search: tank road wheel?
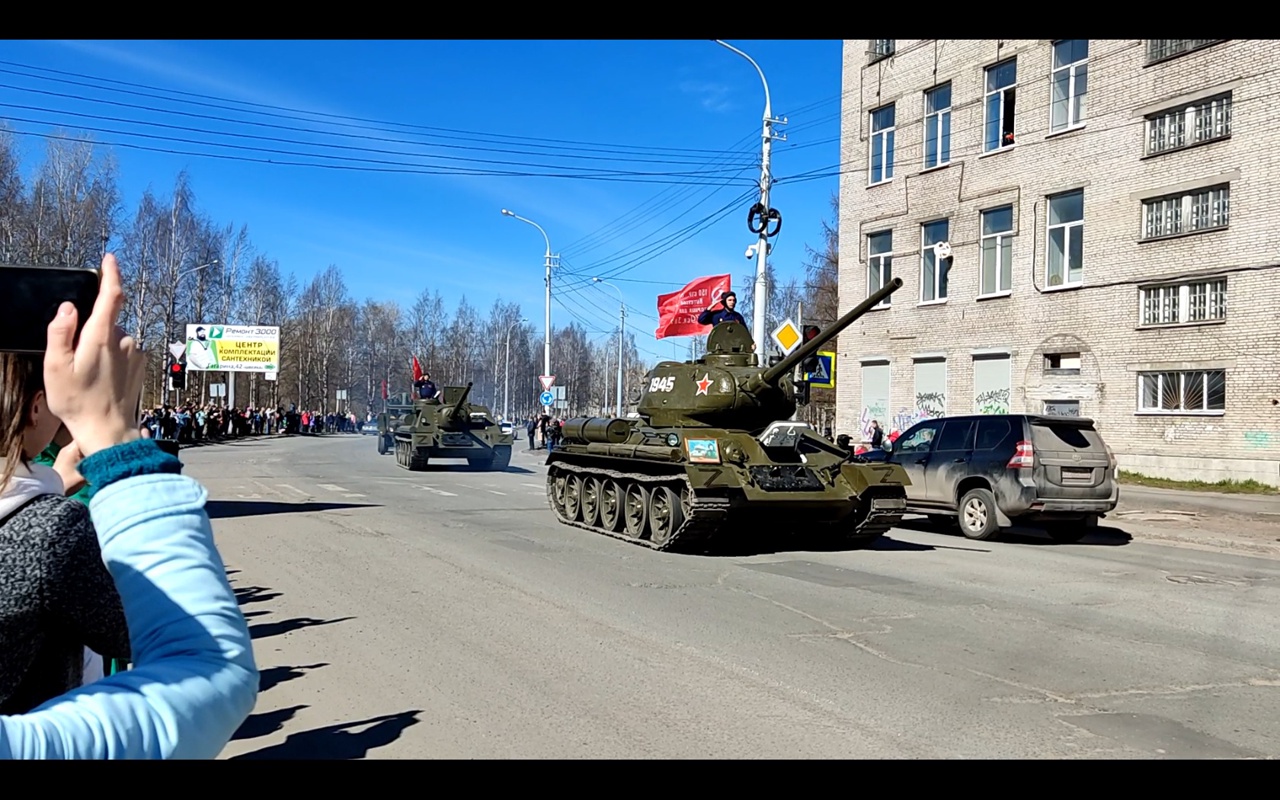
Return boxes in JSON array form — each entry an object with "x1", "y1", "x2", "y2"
[
  {"x1": 646, "y1": 485, "x2": 686, "y2": 549},
  {"x1": 377, "y1": 434, "x2": 387, "y2": 455},
  {"x1": 547, "y1": 469, "x2": 567, "y2": 517},
  {"x1": 623, "y1": 482, "x2": 649, "y2": 539},
  {"x1": 579, "y1": 476, "x2": 602, "y2": 527},
  {"x1": 598, "y1": 479, "x2": 624, "y2": 532},
  {"x1": 564, "y1": 473, "x2": 583, "y2": 521}
]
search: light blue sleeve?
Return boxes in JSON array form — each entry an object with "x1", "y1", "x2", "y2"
[{"x1": 0, "y1": 473, "x2": 258, "y2": 759}]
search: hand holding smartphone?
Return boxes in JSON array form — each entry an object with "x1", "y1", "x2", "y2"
[{"x1": 0, "y1": 264, "x2": 101, "y2": 353}]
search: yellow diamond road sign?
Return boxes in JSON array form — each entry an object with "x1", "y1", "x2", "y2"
[{"x1": 771, "y1": 318, "x2": 802, "y2": 354}]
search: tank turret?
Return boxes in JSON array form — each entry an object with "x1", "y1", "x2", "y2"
[{"x1": 636, "y1": 277, "x2": 904, "y2": 429}]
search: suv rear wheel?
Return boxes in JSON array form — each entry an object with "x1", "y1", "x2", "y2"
[{"x1": 958, "y1": 487, "x2": 1001, "y2": 540}]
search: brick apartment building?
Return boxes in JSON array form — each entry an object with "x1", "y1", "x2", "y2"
[{"x1": 834, "y1": 39, "x2": 1280, "y2": 485}]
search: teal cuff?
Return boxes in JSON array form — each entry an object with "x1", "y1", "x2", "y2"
[{"x1": 80, "y1": 438, "x2": 183, "y2": 491}]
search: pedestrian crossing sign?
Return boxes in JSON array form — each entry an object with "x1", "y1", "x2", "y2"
[{"x1": 804, "y1": 351, "x2": 836, "y2": 389}]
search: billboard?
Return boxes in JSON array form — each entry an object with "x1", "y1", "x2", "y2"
[{"x1": 185, "y1": 324, "x2": 279, "y2": 374}]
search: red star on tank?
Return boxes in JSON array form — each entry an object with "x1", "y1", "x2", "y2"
[{"x1": 696, "y1": 374, "x2": 712, "y2": 395}]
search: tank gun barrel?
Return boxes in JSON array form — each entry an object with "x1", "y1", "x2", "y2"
[
  {"x1": 760, "y1": 277, "x2": 903, "y2": 385},
  {"x1": 448, "y1": 381, "x2": 474, "y2": 421}
]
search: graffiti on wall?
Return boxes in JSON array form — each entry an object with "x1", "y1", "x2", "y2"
[
  {"x1": 1243, "y1": 430, "x2": 1272, "y2": 449},
  {"x1": 859, "y1": 404, "x2": 887, "y2": 440},
  {"x1": 915, "y1": 391, "x2": 946, "y2": 418},
  {"x1": 975, "y1": 387, "x2": 1010, "y2": 415}
]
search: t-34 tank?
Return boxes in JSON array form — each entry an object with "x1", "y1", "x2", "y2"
[
  {"x1": 545, "y1": 277, "x2": 909, "y2": 553},
  {"x1": 393, "y1": 382, "x2": 514, "y2": 470}
]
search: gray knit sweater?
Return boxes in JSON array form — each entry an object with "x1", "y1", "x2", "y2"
[{"x1": 0, "y1": 493, "x2": 132, "y2": 714}]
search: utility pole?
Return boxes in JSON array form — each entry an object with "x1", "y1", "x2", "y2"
[
  {"x1": 502, "y1": 209, "x2": 555, "y2": 415},
  {"x1": 615, "y1": 303, "x2": 625, "y2": 418},
  {"x1": 715, "y1": 40, "x2": 787, "y2": 358},
  {"x1": 791, "y1": 299, "x2": 802, "y2": 421}
]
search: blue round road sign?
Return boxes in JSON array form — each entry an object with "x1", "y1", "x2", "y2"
[{"x1": 539, "y1": 390, "x2": 555, "y2": 406}]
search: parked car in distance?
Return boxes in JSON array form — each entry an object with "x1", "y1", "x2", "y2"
[
  {"x1": 883, "y1": 413, "x2": 1118, "y2": 542},
  {"x1": 360, "y1": 419, "x2": 379, "y2": 435}
]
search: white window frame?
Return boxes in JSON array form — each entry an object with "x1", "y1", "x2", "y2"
[
  {"x1": 869, "y1": 40, "x2": 895, "y2": 62},
  {"x1": 868, "y1": 103, "x2": 895, "y2": 186},
  {"x1": 1046, "y1": 189, "x2": 1084, "y2": 288},
  {"x1": 1049, "y1": 40, "x2": 1088, "y2": 133},
  {"x1": 1139, "y1": 278, "x2": 1227, "y2": 327},
  {"x1": 1145, "y1": 93, "x2": 1232, "y2": 156},
  {"x1": 867, "y1": 230, "x2": 893, "y2": 309},
  {"x1": 1146, "y1": 39, "x2": 1225, "y2": 64},
  {"x1": 919, "y1": 219, "x2": 949, "y2": 304},
  {"x1": 983, "y1": 58, "x2": 1017, "y2": 153},
  {"x1": 1141, "y1": 184, "x2": 1230, "y2": 240},
  {"x1": 1137, "y1": 369, "x2": 1226, "y2": 415},
  {"x1": 979, "y1": 205, "x2": 1014, "y2": 297},
  {"x1": 923, "y1": 83, "x2": 952, "y2": 170}
]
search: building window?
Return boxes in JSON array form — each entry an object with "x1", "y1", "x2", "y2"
[
  {"x1": 1050, "y1": 40, "x2": 1088, "y2": 132},
  {"x1": 861, "y1": 361, "x2": 891, "y2": 441},
  {"x1": 1046, "y1": 190, "x2": 1083, "y2": 287},
  {"x1": 1142, "y1": 185, "x2": 1229, "y2": 240},
  {"x1": 869, "y1": 40, "x2": 895, "y2": 62},
  {"x1": 868, "y1": 230, "x2": 893, "y2": 308},
  {"x1": 869, "y1": 104, "x2": 895, "y2": 185},
  {"x1": 1045, "y1": 352, "x2": 1082, "y2": 374},
  {"x1": 979, "y1": 205, "x2": 1013, "y2": 296},
  {"x1": 913, "y1": 358, "x2": 947, "y2": 420},
  {"x1": 920, "y1": 219, "x2": 949, "y2": 303},
  {"x1": 1141, "y1": 278, "x2": 1227, "y2": 326},
  {"x1": 1146, "y1": 39, "x2": 1225, "y2": 64},
  {"x1": 973, "y1": 354, "x2": 1011, "y2": 414},
  {"x1": 923, "y1": 83, "x2": 952, "y2": 169},
  {"x1": 984, "y1": 58, "x2": 1017, "y2": 152},
  {"x1": 1146, "y1": 93, "x2": 1232, "y2": 155},
  {"x1": 1043, "y1": 400, "x2": 1080, "y2": 417},
  {"x1": 1138, "y1": 370, "x2": 1226, "y2": 413}
]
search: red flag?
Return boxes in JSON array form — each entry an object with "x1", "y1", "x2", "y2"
[
  {"x1": 381, "y1": 379, "x2": 388, "y2": 400},
  {"x1": 654, "y1": 274, "x2": 731, "y2": 339},
  {"x1": 411, "y1": 356, "x2": 423, "y2": 382}
]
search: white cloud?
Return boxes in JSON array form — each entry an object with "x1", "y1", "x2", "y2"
[{"x1": 679, "y1": 80, "x2": 734, "y2": 113}]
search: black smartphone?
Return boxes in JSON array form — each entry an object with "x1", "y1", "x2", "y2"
[{"x1": 0, "y1": 264, "x2": 101, "y2": 353}]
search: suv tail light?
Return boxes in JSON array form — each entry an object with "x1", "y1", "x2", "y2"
[
  {"x1": 1008, "y1": 440, "x2": 1034, "y2": 469},
  {"x1": 1105, "y1": 443, "x2": 1116, "y2": 470}
]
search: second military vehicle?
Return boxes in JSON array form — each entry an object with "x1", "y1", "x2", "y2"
[
  {"x1": 545, "y1": 277, "x2": 910, "y2": 553},
  {"x1": 392, "y1": 382, "x2": 514, "y2": 471},
  {"x1": 375, "y1": 395, "x2": 415, "y2": 455}
]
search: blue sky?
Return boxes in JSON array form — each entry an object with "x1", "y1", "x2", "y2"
[{"x1": 0, "y1": 39, "x2": 845, "y2": 364}]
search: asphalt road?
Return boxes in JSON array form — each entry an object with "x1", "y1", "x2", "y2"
[{"x1": 183, "y1": 434, "x2": 1280, "y2": 759}]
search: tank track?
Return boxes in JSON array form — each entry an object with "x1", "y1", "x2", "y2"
[
  {"x1": 394, "y1": 437, "x2": 428, "y2": 470},
  {"x1": 546, "y1": 462, "x2": 729, "y2": 554},
  {"x1": 811, "y1": 494, "x2": 905, "y2": 548}
]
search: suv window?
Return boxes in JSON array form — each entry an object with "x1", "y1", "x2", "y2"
[
  {"x1": 936, "y1": 419, "x2": 974, "y2": 451},
  {"x1": 1031, "y1": 420, "x2": 1104, "y2": 450},
  {"x1": 895, "y1": 421, "x2": 941, "y2": 454},
  {"x1": 975, "y1": 417, "x2": 1012, "y2": 450}
]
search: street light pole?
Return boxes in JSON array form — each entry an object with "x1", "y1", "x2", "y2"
[
  {"x1": 593, "y1": 278, "x2": 626, "y2": 418},
  {"x1": 504, "y1": 317, "x2": 527, "y2": 421},
  {"x1": 502, "y1": 209, "x2": 555, "y2": 415},
  {"x1": 714, "y1": 40, "x2": 786, "y2": 357}
]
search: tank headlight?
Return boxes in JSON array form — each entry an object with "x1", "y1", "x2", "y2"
[{"x1": 666, "y1": 433, "x2": 680, "y2": 447}]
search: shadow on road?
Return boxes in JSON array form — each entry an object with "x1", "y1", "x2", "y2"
[
  {"x1": 894, "y1": 518, "x2": 1133, "y2": 547},
  {"x1": 259, "y1": 663, "x2": 330, "y2": 693},
  {"x1": 696, "y1": 531, "x2": 987, "y2": 557},
  {"x1": 249, "y1": 616, "x2": 355, "y2": 641},
  {"x1": 233, "y1": 704, "x2": 308, "y2": 741},
  {"x1": 229, "y1": 710, "x2": 423, "y2": 759},
  {"x1": 234, "y1": 585, "x2": 282, "y2": 605},
  {"x1": 208, "y1": 500, "x2": 376, "y2": 519}
]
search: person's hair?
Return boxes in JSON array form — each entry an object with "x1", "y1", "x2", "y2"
[{"x1": 0, "y1": 353, "x2": 45, "y2": 491}]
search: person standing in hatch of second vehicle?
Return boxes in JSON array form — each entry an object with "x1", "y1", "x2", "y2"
[{"x1": 697, "y1": 291, "x2": 746, "y2": 327}]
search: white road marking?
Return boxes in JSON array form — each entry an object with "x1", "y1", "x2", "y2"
[
  {"x1": 277, "y1": 484, "x2": 309, "y2": 496},
  {"x1": 521, "y1": 483, "x2": 542, "y2": 488},
  {"x1": 417, "y1": 486, "x2": 458, "y2": 497},
  {"x1": 488, "y1": 490, "x2": 506, "y2": 496},
  {"x1": 318, "y1": 484, "x2": 349, "y2": 492},
  {"x1": 344, "y1": 493, "x2": 367, "y2": 498}
]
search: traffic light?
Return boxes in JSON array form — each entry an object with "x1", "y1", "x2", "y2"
[
  {"x1": 169, "y1": 361, "x2": 186, "y2": 390},
  {"x1": 800, "y1": 325, "x2": 821, "y2": 375}
]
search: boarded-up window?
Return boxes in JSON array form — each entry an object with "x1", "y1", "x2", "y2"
[
  {"x1": 860, "y1": 361, "x2": 891, "y2": 440},
  {"x1": 973, "y1": 354, "x2": 1011, "y2": 414},
  {"x1": 913, "y1": 358, "x2": 947, "y2": 418}
]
